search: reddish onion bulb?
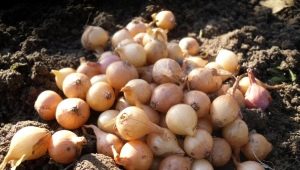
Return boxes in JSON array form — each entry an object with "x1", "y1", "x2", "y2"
[
  {"x1": 235, "y1": 161, "x2": 265, "y2": 170},
  {"x1": 245, "y1": 69, "x2": 272, "y2": 110}
]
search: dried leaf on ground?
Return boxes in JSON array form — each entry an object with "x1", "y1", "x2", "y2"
[{"x1": 260, "y1": 0, "x2": 294, "y2": 13}]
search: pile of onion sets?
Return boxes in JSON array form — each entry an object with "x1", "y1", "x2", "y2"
[{"x1": 2, "y1": 10, "x2": 275, "y2": 170}]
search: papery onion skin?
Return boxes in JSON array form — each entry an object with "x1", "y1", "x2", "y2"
[
  {"x1": 208, "y1": 137, "x2": 232, "y2": 167},
  {"x1": 116, "y1": 140, "x2": 153, "y2": 170},
  {"x1": 159, "y1": 155, "x2": 192, "y2": 170},
  {"x1": 167, "y1": 42, "x2": 185, "y2": 63},
  {"x1": 34, "y1": 90, "x2": 62, "y2": 121},
  {"x1": 150, "y1": 83, "x2": 183, "y2": 113},
  {"x1": 0, "y1": 126, "x2": 51, "y2": 170},
  {"x1": 115, "y1": 96, "x2": 131, "y2": 111},
  {"x1": 241, "y1": 133, "x2": 272, "y2": 161},
  {"x1": 184, "y1": 129, "x2": 213, "y2": 159}
]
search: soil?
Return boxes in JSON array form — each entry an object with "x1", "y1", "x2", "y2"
[{"x1": 0, "y1": 0, "x2": 299, "y2": 169}]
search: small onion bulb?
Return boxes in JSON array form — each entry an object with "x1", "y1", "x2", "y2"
[
  {"x1": 215, "y1": 49, "x2": 239, "y2": 73},
  {"x1": 81, "y1": 26, "x2": 109, "y2": 52},
  {"x1": 210, "y1": 94, "x2": 240, "y2": 127},
  {"x1": 184, "y1": 129, "x2": 213, "y2": 159},
  {"x1": 115, "y1": 140, "x2": 153, "y2": 170},
  {"x1": 86, "y1": 82, "x2": 115, "y2": 112},
  {"x1": 0, "y1": 126, "x2": 51, "y2": 170},
  {"x1": 152, "y1": 10, "x2": 176, "y2": 30},
  {"x1": 51, "y1": 67, "x2": 75, "y2": 90},
  {"x1": 166, "y1": 104, "x2": 198, "y2": 136},
  {"x1": 62, "y1": 73, "x2": 91, "y2": 99},
  {"x1": 48, "y1": 130, "x2": 87, "y2": 164},
  {"x1": 179, "y1": 37, "x2": 200, "y2": 55},
  {"x1": 126, "y1": 20, "x2": 147, "y2": 36},
  {"x1": 115, "y1": 43, "x2": 146, "y2": 67},
  {"x1": 34, "y1": 90, "x2": 62, "y2": 121},
  {"x1": 241, "y1": 133, "x2": 272, "y2": 161},
  {"x1": 55, "y1": 98, "x2": 90, "y2": 130},
  {"x1": 111, "y1": 28, "x2": 133, "y2": 48}
]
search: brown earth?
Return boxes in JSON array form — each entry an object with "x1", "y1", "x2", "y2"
[{"x1": 0, "y1": 0, "x2": 299, "y2": 169}]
